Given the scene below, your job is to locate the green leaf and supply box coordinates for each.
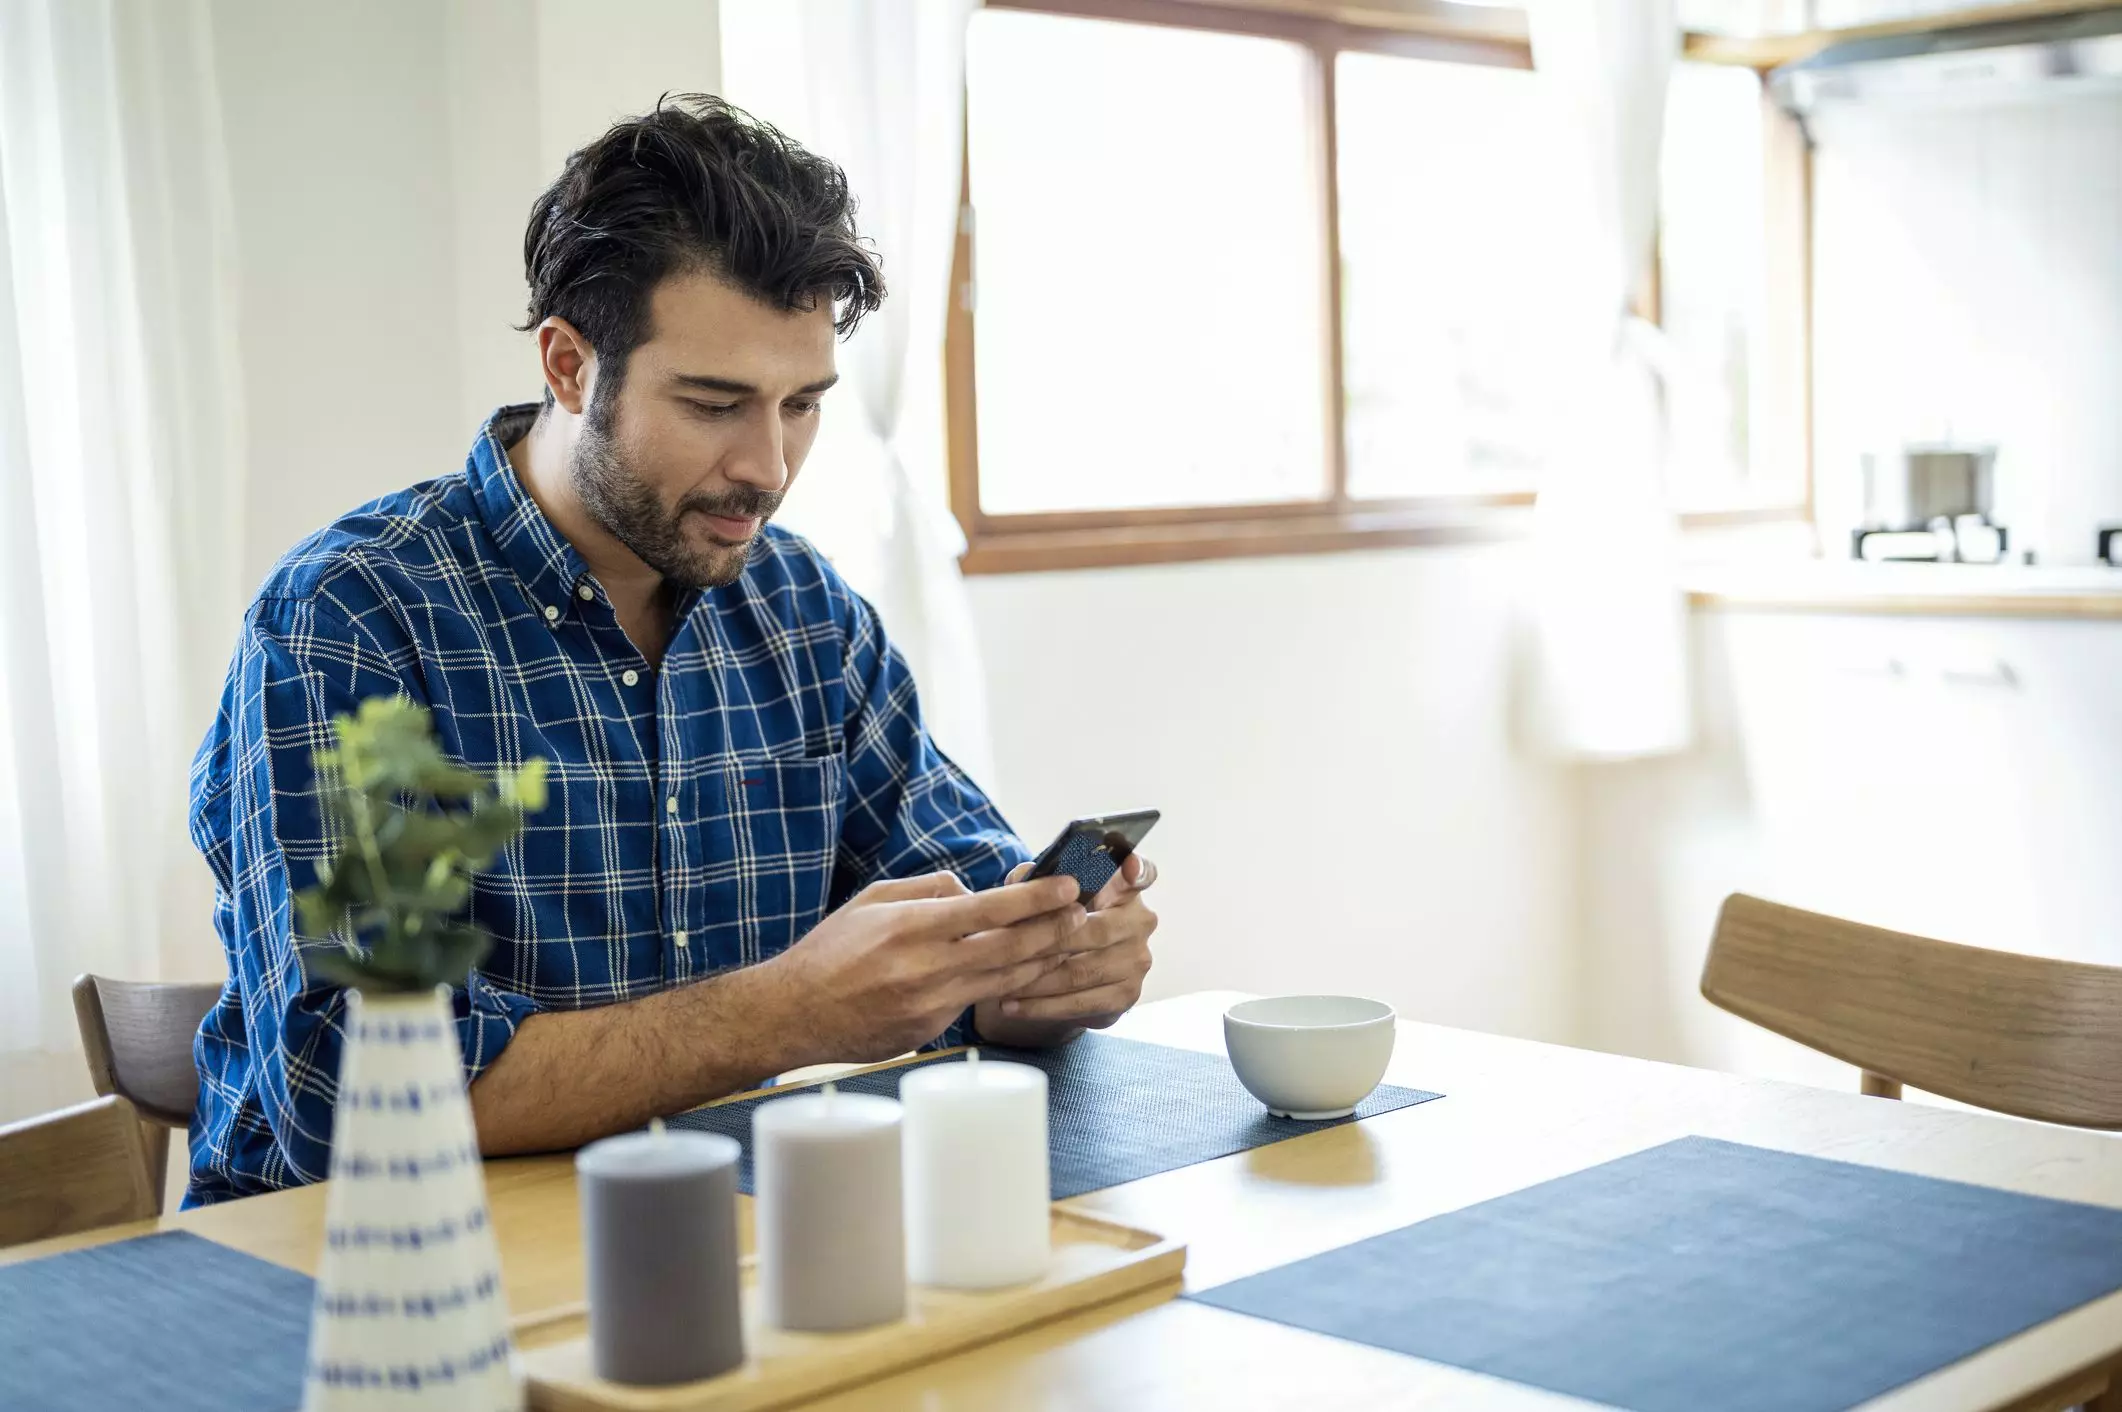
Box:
[505,758,550,813]
[427,925,491,987]
[305,945,427,994]
[294,888,342,940]
[415,761,487,800]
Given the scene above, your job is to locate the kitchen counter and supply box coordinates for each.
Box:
[1684,561,2122,618]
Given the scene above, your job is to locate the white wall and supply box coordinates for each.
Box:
[208,0,722,592]
[966,545,1583,1044]
[211,0,468,589]
[1810,94,2122,565]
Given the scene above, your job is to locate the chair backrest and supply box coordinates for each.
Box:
[70,975,219,1128]
[1701,893,2122,1129]
[0,1095,159,1248]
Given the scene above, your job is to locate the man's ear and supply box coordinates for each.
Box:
[536,317,595,415]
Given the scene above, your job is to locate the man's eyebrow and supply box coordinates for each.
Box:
[670,373,840,396]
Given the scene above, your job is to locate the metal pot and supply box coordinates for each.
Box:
[1861,445,1996,532]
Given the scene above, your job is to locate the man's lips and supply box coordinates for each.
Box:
[695,512,760,540]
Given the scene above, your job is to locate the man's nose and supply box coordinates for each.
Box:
[722,412,791,495]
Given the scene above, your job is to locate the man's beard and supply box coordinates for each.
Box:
[570,392,782,591]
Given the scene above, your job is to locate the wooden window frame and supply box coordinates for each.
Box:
[948,0,1813,574]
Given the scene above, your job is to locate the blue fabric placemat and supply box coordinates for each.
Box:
[0,1229,313,1411]
[666,1031,1441,1199]
[1189,1134,2122,1412]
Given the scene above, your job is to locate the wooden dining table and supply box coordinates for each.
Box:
[12,988,2122,1410]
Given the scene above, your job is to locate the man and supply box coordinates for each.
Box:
[185,96,1158,1205]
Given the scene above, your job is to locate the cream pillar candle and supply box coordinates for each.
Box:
[753,1084,906,1331]
[902,1049,1051,1289]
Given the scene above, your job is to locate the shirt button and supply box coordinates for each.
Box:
[666,795,678,815]
[542,604,559,623]
[674,930,688,948]
[621,669,639,687]
[577,584,594,601]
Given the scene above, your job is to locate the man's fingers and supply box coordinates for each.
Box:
[1006,861,1034,883]
[913,875,1081,938]
[997,981,1141,1024]
[958,904,1089,970]
[1017,900,1146,960]
[956,953,1070,1008]
[1090,853,1156,912]
[859,871,969,905]
[1001,939,1146,1000]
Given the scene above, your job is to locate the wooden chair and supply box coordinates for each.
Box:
[70,975,221,1210]
[1701,893,2122,1128]
[0,1095,160,1247]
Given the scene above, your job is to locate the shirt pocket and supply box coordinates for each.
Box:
[717,754,847,963]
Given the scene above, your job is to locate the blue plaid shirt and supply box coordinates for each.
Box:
[185,404,1028,1206]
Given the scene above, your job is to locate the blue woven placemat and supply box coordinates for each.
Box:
[1189,1135,2122,1412]
[0,1229,313,1411]
[666,1031,1441,1199]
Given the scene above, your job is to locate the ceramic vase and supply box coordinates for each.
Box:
[303,985,520,1410]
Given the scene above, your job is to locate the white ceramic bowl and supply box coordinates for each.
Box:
[1223,995,1397,1120]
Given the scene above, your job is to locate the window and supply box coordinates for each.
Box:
[950,0,1809,572]
[1334,49,1564,499]
[964,13,1328,516]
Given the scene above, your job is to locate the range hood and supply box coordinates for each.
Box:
[1772,8,2122,112]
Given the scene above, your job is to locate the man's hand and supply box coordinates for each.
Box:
[974,854,1159,1048]
[760,870,1087,1064]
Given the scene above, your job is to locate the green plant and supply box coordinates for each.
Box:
[295,695,548,993]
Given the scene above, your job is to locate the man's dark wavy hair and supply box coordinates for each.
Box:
[520,94,884,397]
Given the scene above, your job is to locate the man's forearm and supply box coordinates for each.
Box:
[470,960,809,1156]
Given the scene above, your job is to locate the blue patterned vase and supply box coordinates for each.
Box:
[302,986,519,1410]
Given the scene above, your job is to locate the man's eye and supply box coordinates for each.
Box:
[688,401,740,419]
[786,400,822,417]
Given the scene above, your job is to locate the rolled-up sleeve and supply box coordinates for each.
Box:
[216,591,539,1186]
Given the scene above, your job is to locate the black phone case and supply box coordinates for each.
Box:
[1027,810,1159,905]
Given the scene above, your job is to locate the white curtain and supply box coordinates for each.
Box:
[0,0,245,1117]
[1523,0,1691,760]
[719,0,996,784]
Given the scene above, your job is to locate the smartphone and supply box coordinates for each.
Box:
[1024,810,1160,905]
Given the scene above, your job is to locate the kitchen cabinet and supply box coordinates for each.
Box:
[1580,603,2122,1088]
[1716,610,2122,962]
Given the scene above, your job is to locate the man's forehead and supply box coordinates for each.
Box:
[638,270,837,385]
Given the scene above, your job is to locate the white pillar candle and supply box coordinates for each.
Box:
[753,1084,906,1332]
[902,1050,1051,1289]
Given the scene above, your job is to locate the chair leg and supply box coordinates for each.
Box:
[142,1123,170,1214]
[1860,1071,1903,1100]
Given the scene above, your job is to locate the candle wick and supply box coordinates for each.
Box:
[823,1080,837,1111]
[650,1116,667,1140]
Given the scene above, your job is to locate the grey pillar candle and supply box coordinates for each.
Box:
[754,1085,906,1331]
[577,1122,745,1386]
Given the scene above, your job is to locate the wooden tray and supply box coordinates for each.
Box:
[521,1207,1184,1411]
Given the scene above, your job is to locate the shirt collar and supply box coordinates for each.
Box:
[468,403,599,625]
